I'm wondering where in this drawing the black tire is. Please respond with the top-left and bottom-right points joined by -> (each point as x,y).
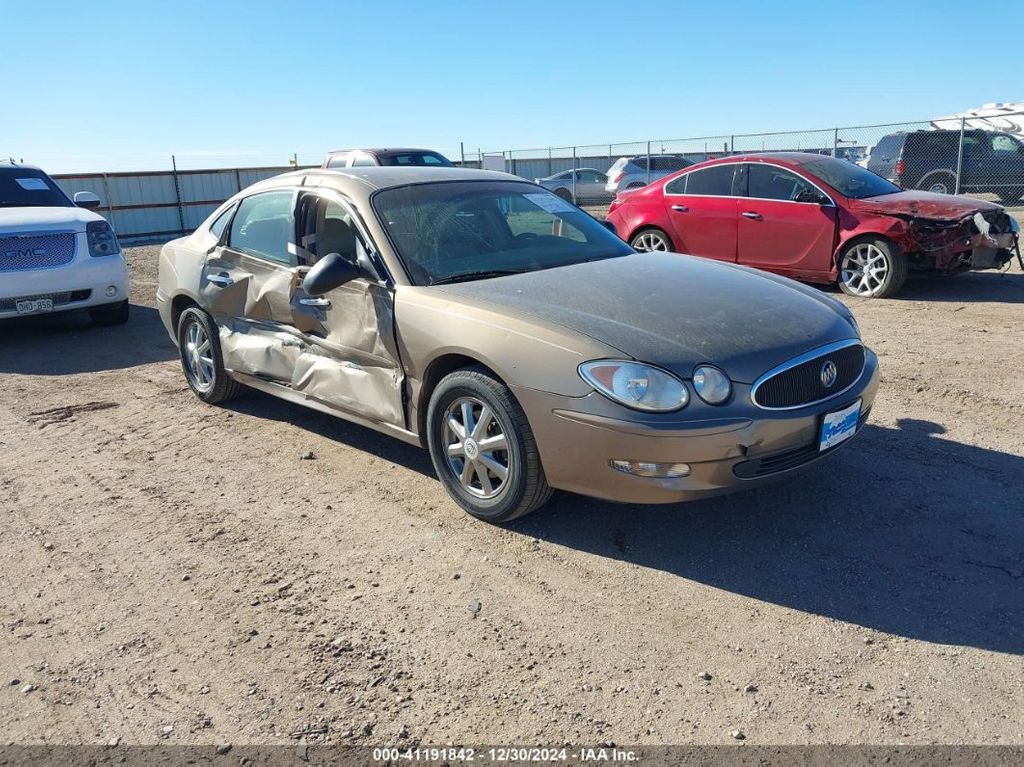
629,227 -> 674,252
89,300 -> 129,326
426,366 -> 552,523
554,188 -> 573,202
176,306 -> 244,404
916,172 -> 956,196
837,237 -> 908,299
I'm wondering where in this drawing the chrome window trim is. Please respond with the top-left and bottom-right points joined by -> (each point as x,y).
750,338 -> 864,411
664,160 -> 837,207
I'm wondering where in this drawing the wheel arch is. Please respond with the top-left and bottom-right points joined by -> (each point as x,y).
628,224 -> 675,251
170,293 -> 202,336
416,352 -> 506,443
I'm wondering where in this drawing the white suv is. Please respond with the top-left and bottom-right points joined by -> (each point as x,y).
0,162 -> 129,325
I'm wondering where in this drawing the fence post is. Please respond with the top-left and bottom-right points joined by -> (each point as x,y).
730,135 -> 734,154
571,146 -> 577,203
646,140 -> 651,185
955,117 -> 966,194
547,147 -> 552,177
171,155 -> 185,235
234,167 -> 242,192
460,141 -> 465,167
101,172 -> 115,232
833,128 -> 839,158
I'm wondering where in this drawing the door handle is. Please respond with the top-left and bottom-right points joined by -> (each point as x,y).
671,204 -> 689,212
741,211 -> 763,220
207,273 -> 233,287
299,297 -> 331,308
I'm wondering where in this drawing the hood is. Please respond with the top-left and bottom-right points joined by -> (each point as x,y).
432,253 -> 857,384
0,206 -> 104,233
850,191 -> 1002,219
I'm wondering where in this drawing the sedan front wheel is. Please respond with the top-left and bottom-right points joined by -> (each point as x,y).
426,366 -> 552,523
838,239 -> 908,299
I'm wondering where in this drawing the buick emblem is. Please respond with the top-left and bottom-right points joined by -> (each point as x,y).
820,360 -> 838,388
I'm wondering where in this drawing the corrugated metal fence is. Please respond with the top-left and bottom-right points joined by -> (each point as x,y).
52,165 -> 312,244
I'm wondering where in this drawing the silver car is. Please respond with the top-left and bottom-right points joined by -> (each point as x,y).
606,154 -> 693,194
535,168 -> 610,203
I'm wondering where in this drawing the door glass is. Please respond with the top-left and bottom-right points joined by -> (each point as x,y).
326,153 -> 350,168
748,165 -> 815,202
991,134 -> 1022,154
228,191 -> 294,264
681,165 -> 735,196
208,204 -> 235,239
351,153 -> 377,167
311,199 -> 362,265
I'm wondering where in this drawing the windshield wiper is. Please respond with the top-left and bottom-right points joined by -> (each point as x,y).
430,269 -> 528,285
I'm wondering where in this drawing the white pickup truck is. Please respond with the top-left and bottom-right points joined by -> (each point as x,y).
0,162 -> 129,325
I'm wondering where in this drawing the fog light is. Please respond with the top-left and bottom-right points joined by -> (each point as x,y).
105,285 -> 117,297
610,460 -> 691,478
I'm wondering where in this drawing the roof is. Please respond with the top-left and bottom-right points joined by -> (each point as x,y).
307,166 -> 521,191
325,147 -> 447,156
718,152 -> 838,165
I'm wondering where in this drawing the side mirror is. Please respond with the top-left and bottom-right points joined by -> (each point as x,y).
795,189 -> 829,205
302,252 -> 361,296
74,191 -> 101,209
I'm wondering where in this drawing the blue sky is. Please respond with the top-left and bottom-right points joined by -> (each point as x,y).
3,0 -> 1020,172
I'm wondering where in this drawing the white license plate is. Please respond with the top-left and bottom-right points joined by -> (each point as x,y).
819,399 -> 861,452
15,298 -> 54,315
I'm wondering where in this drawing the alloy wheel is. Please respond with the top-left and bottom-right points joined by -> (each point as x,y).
632,230 -> 670,252
183,318 -> 215,392
840,243 -> 890,297
442,396 -> 510,499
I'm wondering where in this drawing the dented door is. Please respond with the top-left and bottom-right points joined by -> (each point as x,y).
201,189 -> 304,383
284,191 -> 405,428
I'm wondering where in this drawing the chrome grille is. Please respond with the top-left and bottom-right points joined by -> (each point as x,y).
752,342 -> 865,409
0,232 -> 77,272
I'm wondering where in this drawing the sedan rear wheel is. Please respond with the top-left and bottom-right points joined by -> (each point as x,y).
177,306 -> 244,404
838,239 -> 907,299
426,366 -> 552,523
630,228 -> 673,252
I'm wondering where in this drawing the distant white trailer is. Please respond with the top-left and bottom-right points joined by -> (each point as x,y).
931,102 -> 1024,135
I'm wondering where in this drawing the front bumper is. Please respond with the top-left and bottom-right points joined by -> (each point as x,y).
0,254 -> 129,319
514,350 -> 879,505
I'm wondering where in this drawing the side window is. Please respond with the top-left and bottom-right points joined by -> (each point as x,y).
991,134 -> 1023,154
208,204 -> 235,240
748,165 -> 815,202
581,170 -> 604,182
664,172 -> 688,194
351,153 -> 377,167
326,153 -> 350,168
309,198 -> 363,265
682,165 -> 736,196
228,191 -> 295,265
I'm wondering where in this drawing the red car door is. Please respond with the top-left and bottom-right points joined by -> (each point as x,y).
663,164 -> 739,262
736,163 -> 837,278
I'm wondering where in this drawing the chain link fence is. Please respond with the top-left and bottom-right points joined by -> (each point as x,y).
464,112 -> 1024,213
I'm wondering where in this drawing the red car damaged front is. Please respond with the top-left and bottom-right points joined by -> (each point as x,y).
845,191 -> 1022,274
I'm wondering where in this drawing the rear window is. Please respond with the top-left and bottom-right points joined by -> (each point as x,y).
872,135 -> 905,157
378,152 -> 453,167
0,168 -> 72,208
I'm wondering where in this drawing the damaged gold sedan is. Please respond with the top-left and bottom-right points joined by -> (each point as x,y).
157,168 -> 878,522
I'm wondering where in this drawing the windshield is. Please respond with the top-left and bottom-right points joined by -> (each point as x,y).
373,181 -> 633,285
803,157 -> 901,199
0,168 -> 72,208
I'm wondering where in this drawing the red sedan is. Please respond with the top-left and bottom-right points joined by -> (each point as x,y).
606,152 -> 1020,298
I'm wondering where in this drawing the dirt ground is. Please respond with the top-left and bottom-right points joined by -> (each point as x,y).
1,245 -> 1022,748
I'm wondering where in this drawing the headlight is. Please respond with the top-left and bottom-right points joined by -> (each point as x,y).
87,220 -> 119,257
692,365 -> 732,405
579,360 -> 688,412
